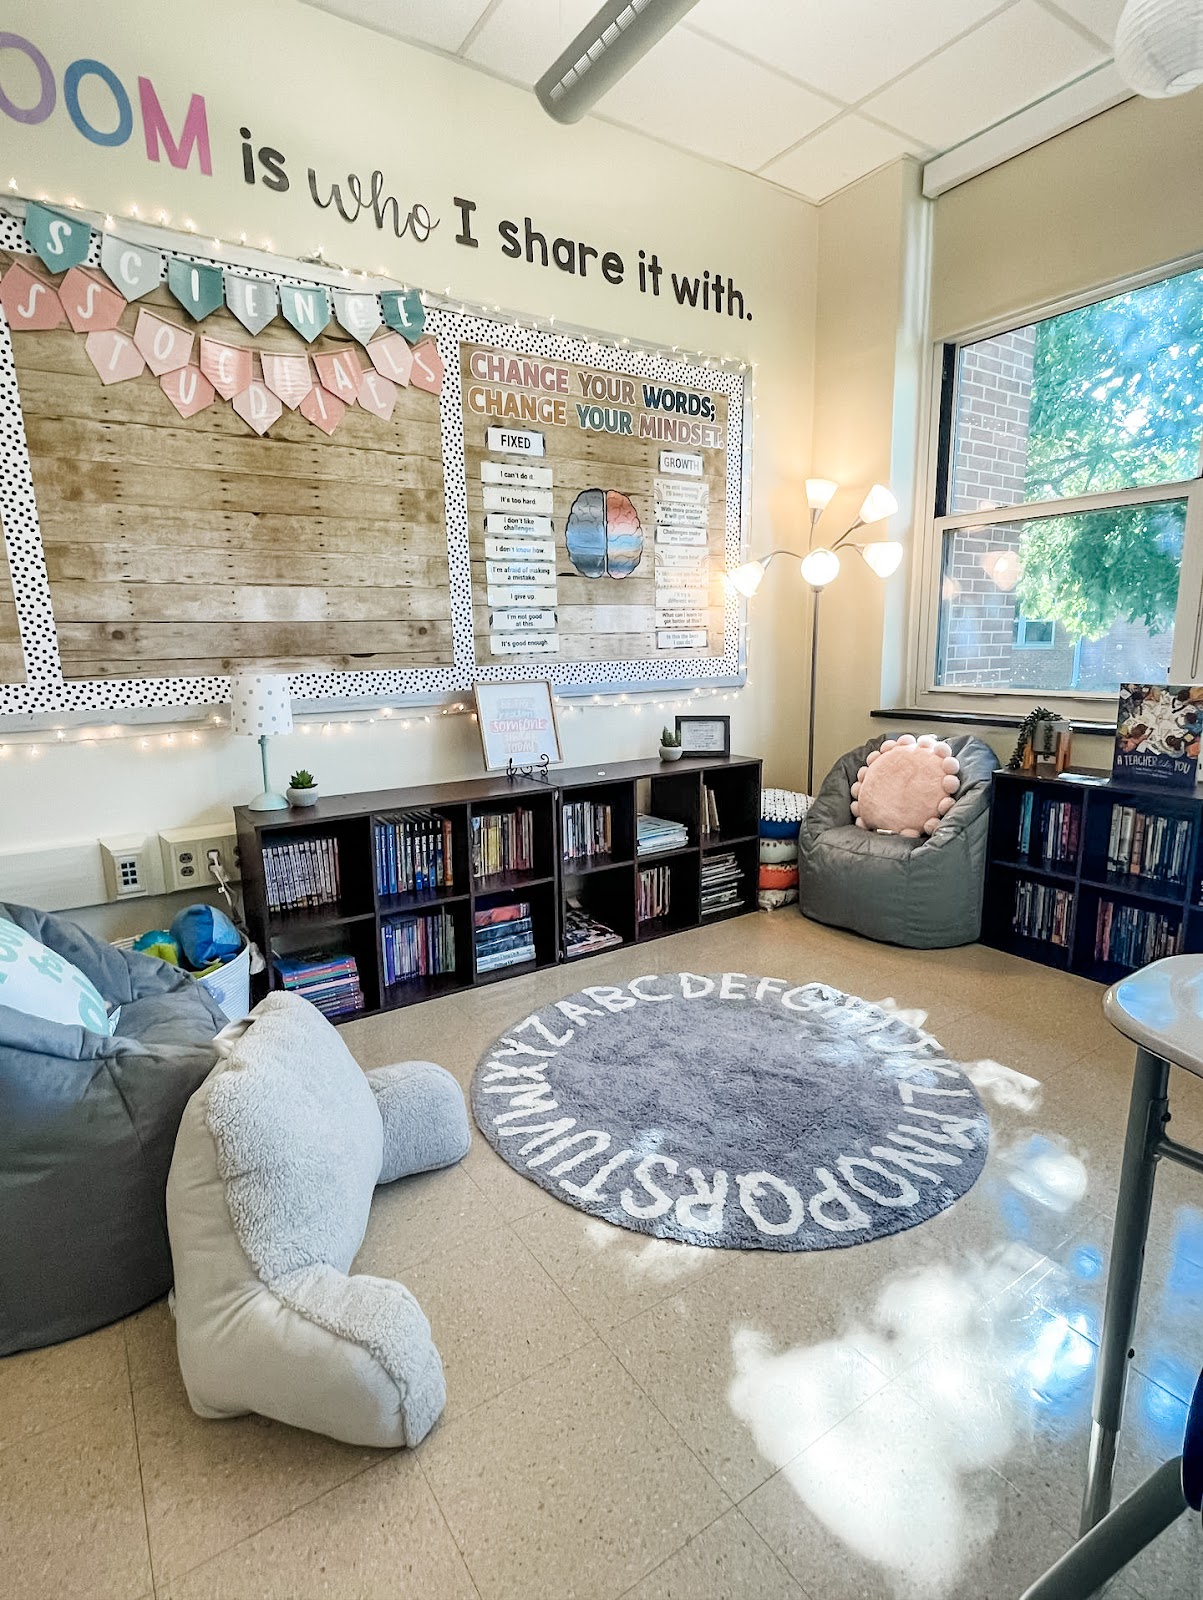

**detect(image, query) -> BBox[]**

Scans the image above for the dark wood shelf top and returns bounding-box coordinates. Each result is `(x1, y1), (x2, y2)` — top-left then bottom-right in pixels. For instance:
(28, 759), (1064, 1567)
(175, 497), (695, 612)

(1081, 875), (1188, 907)
(382, 973), (472, 1007)
(378, 888), (469, 916)
(701, 832), (758, 850)
(637, 916), (693, 943)
(268, 906), (375, 933)
(561, 852), (634, 876)
(636, 844), (697, 865)
(992, 857), (1077, 882)
(471, 870), (555, 896)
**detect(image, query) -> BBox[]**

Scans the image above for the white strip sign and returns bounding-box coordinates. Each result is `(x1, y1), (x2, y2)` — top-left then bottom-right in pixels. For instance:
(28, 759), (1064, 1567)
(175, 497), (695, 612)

(655, 548), (710, 571)
(486, 427), (545, 456)
(490, 608), (558, 632)
(655, 478), (709, 506)
(657, 629), (707, 649)
(655, 525), (708, 547)
(485, 537), (556, 560)
(481, 461), (554, 488)
(487, 584), (558, 606)
(486, 558), (557, 584)
(659, 450), (703, 477)
(655, 504), (708, 528)
(657, 608), (709, 629)
(656, 584), (710, 608)
(485, 514), (553, 536)
(483, 485), (554, 514)
(491, 632), (559, 655)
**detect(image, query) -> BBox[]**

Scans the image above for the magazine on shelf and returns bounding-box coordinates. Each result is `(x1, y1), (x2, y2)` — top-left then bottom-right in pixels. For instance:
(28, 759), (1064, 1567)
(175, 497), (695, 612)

(1112, 683), (1203, 789)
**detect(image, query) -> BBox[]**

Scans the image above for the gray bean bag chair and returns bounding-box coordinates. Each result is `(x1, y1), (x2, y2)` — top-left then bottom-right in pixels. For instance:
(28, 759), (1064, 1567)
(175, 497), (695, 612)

(0, 902), (225, 1355)
(797, 735), (997, 948)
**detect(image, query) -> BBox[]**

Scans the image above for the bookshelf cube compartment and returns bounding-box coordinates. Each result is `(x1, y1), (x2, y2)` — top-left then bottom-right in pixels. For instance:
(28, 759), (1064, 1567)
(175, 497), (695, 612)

(564, 861), (636, 957)
(561, 780), (635, 870)
(473, 881), (557, 980)
(1001, 782), (1082, 874)
(271, 916), (381, 1018)
(636, 852), (699, 940)
(380, 899), (471, 1007)
(981, 862), (1075, 969)
(259, 816), (375, 925)
(1083, 795), (1196, 898)
(373, 802), (469, 913)
(645, 771), (700, 846)
(1074, 885), (1184, 984)
(469, 792), (557, 889)
(701, 836), (758, 921)
(700, 763), (760, 845)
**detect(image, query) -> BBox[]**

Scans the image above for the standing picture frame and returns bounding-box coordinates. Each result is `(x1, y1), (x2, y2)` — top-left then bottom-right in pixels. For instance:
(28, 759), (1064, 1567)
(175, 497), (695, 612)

(474, 680), (564, 773)
(675, 714), (731, 757)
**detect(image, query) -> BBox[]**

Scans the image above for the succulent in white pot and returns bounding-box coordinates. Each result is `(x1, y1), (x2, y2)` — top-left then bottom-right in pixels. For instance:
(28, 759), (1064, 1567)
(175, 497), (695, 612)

(659, 725), (683, 762)
(286, 769), (319, 807)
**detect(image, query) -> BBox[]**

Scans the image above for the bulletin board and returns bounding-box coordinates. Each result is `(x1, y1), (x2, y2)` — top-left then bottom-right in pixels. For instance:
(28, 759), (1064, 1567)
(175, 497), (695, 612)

(0, 203), (748, 720)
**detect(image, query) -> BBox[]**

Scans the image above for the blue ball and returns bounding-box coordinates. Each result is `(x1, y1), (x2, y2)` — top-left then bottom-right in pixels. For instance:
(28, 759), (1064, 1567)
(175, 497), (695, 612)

(171, 904), (241, 970)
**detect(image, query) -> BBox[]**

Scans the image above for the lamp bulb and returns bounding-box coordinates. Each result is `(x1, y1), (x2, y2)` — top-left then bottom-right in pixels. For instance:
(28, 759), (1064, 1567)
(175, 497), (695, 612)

(800, 547), (841, 588)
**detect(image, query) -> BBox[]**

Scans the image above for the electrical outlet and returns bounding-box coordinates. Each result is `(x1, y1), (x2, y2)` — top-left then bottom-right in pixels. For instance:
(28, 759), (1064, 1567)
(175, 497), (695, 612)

(99, 836), (151, 900)
(159, 825), (240, 892)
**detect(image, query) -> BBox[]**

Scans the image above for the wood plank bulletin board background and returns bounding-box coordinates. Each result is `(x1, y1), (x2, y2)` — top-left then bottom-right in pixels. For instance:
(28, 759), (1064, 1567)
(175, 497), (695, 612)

(0, 210), (747, 719)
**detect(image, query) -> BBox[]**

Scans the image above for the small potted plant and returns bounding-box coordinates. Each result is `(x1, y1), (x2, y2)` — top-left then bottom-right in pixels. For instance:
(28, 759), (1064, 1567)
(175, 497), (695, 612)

(659, 725), (683, 762)
(287, 769), (319, 807)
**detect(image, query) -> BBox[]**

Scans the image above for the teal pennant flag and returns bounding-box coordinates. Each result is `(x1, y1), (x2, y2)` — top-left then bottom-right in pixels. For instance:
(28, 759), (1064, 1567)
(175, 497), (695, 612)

(167, 257), (224, 321)
(380, 288), (425, 343)
(24, 202), (92, 272)
(279, 282), (331, 342)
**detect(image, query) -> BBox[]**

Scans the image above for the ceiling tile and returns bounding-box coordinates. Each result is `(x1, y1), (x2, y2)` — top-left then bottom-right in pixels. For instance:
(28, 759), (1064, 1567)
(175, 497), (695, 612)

(1048, 0), (1126, 45)
(688, 0), (1005, 104)
(463, 0), (602, 88)
(860, 0), (1107, 150)
(761, 116), (921, 202)
(595, 27), (840, 172)
(298, 0), (493, 54)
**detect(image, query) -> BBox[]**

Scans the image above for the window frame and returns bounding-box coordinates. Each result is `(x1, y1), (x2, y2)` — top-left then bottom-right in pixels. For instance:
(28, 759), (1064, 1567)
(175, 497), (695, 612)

(911, 257), (1203, 719)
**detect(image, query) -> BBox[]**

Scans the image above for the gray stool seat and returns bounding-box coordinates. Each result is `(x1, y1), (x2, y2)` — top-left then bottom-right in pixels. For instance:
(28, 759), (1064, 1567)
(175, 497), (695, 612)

(1105, 955), (1203, 1077)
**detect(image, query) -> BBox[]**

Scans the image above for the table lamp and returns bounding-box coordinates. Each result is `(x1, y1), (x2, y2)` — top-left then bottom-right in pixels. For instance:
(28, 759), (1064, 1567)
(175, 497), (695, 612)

(229, 673), (294, 811)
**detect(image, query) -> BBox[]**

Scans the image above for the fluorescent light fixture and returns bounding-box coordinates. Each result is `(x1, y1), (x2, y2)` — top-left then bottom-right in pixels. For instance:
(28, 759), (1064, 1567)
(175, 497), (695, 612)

(800, 547), (840, 588)
(805, 477), (838, 512)
(536, 0), (700, 125)
(727, 560), (766, 598)
(858, 484), (898, 525)
(859, 541), (904, 578)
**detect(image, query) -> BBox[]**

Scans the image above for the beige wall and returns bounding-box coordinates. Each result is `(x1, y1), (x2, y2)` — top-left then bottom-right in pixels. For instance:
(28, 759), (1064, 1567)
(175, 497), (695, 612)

(0, 0), (817, 925)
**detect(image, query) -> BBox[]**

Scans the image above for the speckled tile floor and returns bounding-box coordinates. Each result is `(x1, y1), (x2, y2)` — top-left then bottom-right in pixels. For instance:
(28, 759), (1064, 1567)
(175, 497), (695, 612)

(3, 911), (1202, 1599)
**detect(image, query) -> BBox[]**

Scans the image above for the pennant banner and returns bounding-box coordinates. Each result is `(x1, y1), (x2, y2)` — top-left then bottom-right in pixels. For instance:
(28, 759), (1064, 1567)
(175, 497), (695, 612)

(313, 347), (362, 403)
(380, 288), (425, 343)
(0, 262), (65, 329)
(332, 289), (382, 345)
(134, 308), (193, 375)
(200, 335), (253, 399)
(160, 363), (215, 419)
(85, 328), (146, 385)
(410, 339), (444, 395)
(59, 266), (126, 333)
(367, 331), (413, 386)
(279, 282), (331, 342)
(225, 272), (278, 334)
(167, 257), (224, 322)
(261, 351), (313, 409)
(23, 201), (92, 272)
(100, 234), (163, 300)
(357, 369), (396, 421)
(232, 379), (282, 435)
(299, 383), (345, 436)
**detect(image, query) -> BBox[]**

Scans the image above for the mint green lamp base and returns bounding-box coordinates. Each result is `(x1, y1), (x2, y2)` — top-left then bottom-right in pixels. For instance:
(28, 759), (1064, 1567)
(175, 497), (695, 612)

(247, 733), (289, 811)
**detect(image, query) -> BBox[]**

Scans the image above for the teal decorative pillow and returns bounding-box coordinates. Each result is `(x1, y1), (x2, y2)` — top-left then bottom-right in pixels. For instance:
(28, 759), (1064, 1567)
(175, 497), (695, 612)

(0, 916), (117, 1035)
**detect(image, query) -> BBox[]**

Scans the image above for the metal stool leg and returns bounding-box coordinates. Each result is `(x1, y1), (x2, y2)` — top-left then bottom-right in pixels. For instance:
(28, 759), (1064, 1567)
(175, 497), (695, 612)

(1081, 1047), (1171, 1534)
(1027, 1456), (1185, 1600)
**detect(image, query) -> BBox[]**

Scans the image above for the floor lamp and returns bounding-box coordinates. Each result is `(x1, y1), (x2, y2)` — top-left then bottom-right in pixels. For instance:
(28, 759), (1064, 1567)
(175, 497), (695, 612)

(728, 480), (903, 795)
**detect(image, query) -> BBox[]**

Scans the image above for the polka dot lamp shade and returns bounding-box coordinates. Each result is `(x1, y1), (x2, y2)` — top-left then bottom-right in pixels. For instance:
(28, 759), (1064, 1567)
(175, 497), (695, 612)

(228, 674), (294, 738)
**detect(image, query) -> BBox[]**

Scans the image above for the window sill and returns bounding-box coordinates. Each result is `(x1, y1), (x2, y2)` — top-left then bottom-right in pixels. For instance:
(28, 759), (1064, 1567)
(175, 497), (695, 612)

(871, 707), (1115, 736)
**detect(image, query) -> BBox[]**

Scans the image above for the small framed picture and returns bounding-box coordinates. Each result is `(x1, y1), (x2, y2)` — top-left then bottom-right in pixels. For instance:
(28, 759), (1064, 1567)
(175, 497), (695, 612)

(675, 714), (731, 756)
(474, 680), (564, 773)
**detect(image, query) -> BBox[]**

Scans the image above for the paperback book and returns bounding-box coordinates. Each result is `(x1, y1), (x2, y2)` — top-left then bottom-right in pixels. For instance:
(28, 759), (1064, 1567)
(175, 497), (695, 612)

(1112, 683), (1203, 789)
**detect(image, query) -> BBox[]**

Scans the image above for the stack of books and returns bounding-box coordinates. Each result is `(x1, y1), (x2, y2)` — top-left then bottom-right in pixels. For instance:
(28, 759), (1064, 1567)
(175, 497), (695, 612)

(1106, 805), (1192, 886)
(1011, 880), (1073, 946)
(374, 811), (454, 896)
(382, 909), (457, 986)
(701, 851), (743, 917)
(472, 809), (535, 879)
(1094, 900), (1180, 966)
(474, 903), (536, 973)
(637, 813), (688, 856)
(563, 800), (613, 862)
(1015, 792), (1080, 868)
(263, 836), (341, 913)
(275, 951), (364, 1019)
(638, 863), (672, 923)
(700, 785), (721, 840)
(563, 899), (623, 958)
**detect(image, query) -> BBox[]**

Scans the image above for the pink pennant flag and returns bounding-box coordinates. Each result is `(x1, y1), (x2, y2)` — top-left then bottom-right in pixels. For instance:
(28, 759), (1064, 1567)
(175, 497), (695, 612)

(0, 261), (65, 330)
(299, 383), (345, 436)
(160, 364), (215, 419)
(312, 347), (362, 403)
(60, 266), (126, 333)
(232, 379), (283, 436)
(200, 335), (253, 400)
(410, 338), (443, 395)
(85, 328), (147, 385)
(134, 308), (193, 376)
(357, 369), (396, 421)
(261, 351), (313, 409)
(367, 331), (413, 386)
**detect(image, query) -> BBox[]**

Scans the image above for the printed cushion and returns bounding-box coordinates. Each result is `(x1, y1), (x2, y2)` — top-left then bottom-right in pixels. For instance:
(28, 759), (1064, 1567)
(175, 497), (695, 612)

(759, 837), (799, 866)
(850, 735), (960, 839)
(0, 915), (117, 1035)
(758, 886), (799, 909)
(759, 862), (799, 891)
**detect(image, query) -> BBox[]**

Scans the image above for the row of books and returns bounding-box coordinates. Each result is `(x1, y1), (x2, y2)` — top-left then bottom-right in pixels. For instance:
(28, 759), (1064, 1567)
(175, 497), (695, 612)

(275, 951), (364, 1019)
(1010, 880), (1073, 947)
(382, 908), (457, 986)
(1015, 792), (1079, 868)
(475, 902), (535, 973)
(563, 800), (613, 862)
(563, 899), (623, 958)
(471, 808), (535, 880)
(373, 811), (454, 897)
(637, 813), (688, 857)
(638, 864), (672, 923)
(1105, 806), (1192, 886)
(700, 784), (722, 840)
(701, 851), (743, 918)
(263, 836), (341, 913)
(1094, 900), (1181, 967)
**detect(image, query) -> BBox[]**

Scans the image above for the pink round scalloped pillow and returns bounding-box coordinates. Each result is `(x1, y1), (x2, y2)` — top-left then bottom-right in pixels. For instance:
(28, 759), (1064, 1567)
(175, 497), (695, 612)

(850, 735), (960, 838)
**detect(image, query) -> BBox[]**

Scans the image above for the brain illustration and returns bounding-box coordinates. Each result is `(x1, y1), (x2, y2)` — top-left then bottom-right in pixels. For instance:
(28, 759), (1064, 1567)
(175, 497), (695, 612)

(565, 488), (644, 579)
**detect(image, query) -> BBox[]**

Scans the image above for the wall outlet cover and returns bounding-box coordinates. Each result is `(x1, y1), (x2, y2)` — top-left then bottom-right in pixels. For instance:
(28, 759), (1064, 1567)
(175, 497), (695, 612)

(99, 836), (150, 900)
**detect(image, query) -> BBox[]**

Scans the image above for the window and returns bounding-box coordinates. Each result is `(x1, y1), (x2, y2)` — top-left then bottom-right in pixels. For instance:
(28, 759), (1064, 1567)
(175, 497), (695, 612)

(922, 266), (1203, 704)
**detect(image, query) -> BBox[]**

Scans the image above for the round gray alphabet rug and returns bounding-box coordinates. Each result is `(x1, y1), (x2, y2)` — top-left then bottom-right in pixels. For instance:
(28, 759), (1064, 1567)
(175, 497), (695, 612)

(470, 974), (989, 1251)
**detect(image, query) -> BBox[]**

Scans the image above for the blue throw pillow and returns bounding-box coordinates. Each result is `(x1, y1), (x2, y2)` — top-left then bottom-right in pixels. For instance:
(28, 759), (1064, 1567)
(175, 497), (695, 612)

(171, 904), (241, 970)
(0, 915), (117, 1035)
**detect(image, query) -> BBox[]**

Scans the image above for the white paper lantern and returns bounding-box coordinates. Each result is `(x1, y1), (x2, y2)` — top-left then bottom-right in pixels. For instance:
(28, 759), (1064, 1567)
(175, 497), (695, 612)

(1115, 0), (1203, 97)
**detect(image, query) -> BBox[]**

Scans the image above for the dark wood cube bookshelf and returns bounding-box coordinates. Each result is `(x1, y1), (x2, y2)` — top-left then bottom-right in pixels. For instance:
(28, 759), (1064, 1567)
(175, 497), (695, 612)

(983, 768), (1203, 983)
(237, 755), (762, 1020)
